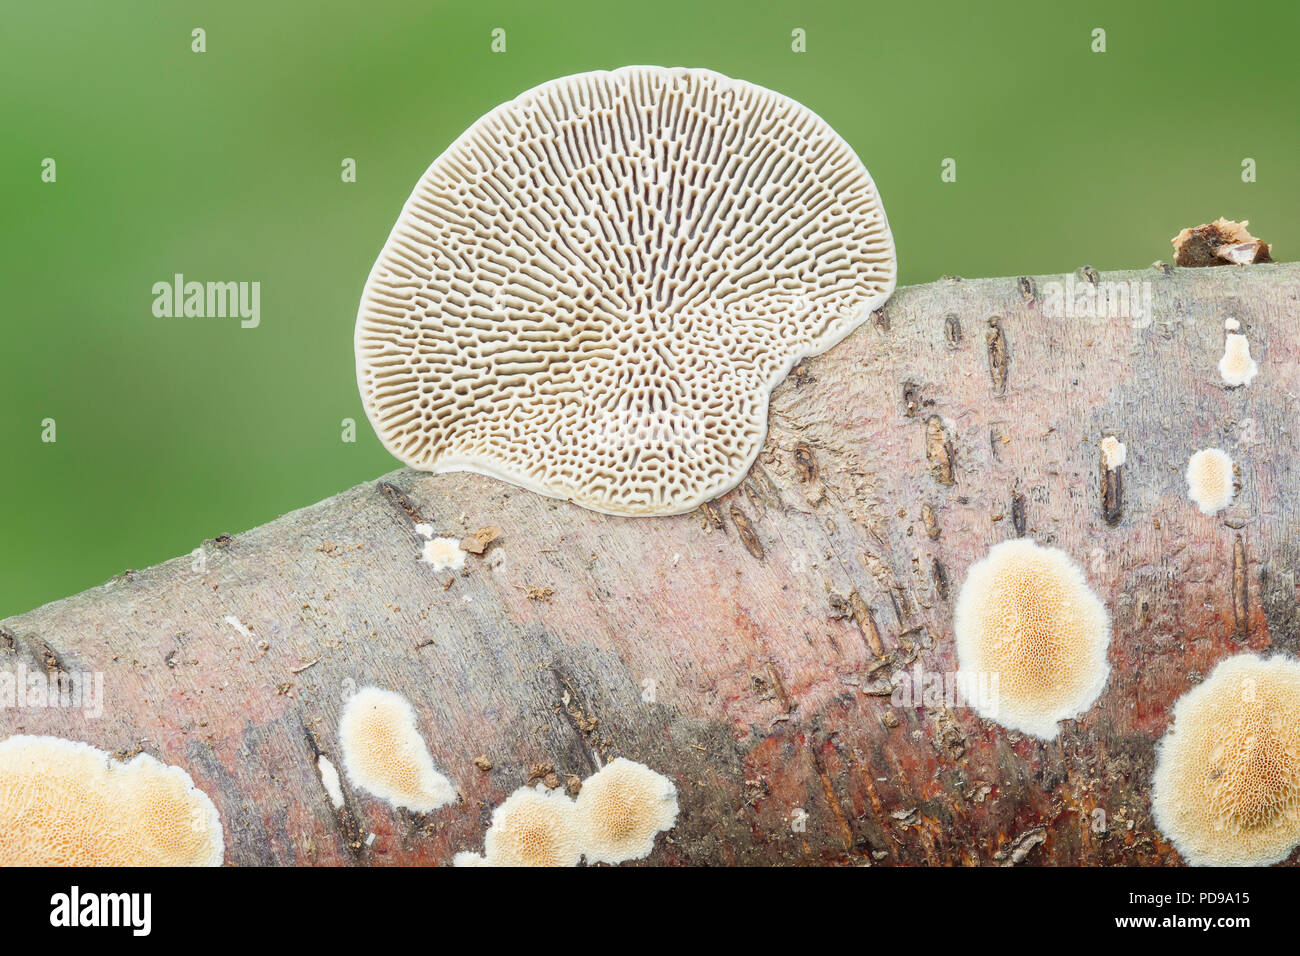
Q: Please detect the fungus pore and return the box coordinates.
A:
[953,539,1111,740]
[337,686,456,813]
[1186,448,1235,515]
[573,757,679,863]
[1152,653,1300,866]
[0,735,223,866]
[355,66,895,516]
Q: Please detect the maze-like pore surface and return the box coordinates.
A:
[1152,654,1300,866]
[355,66,895,515]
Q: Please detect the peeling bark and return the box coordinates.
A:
[2,262,1299,866]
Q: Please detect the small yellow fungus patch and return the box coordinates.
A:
[420,537,466,571]
[1152,653,1300,866]
[1099,436,1126,471]
[573,757,679,864]
[1219,333,1258,387]
[480,784,583,867]
[953,539,1111,740]
[338,687,456,813]
[1186,448,1235,515]
[0,735,223,866]
[455,758,679,866]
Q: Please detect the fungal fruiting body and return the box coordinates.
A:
[455,758,678,866]
[1152,654,1300,866]
[481,784,584,867]
[953,539,1111,740]
[337,686,456,813]
[1219,332,1258,387]
[355,66,896,516]
[420,537,465,571]
[1186,448,1235,515]
[0,735,223,866]
[1099,435,1126,470]
[573,757,679,864]
[317,755,345,809]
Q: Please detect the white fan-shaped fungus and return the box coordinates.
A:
[1152,653,1300,866]
[0,735,223,866]
[573,757,679,863]
[337,686,456,813]
[953,539,1111,740]
[1186,448,1235,515]
[355,65,896,516]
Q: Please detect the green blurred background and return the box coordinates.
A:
[2,0,1297,617]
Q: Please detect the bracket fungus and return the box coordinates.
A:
[355,65,896,516]
[1186,448,1235,515]
[337,686,457,813]
[0,735,223,866]
[953,539,1111,740]
[1152,653,1300,866]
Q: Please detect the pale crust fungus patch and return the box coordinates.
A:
[355,66,896,516]
[1099,435,1126,471]
[317,755,345,809]
[1152,654,1300,866]
[0,735,223,866]
[420,537,466,571]
[1219,331,1258,387]
[454,758,678,866]
[953,539,1111,740]
[573,757,679,863]
[1186,448,1235,515]
[480,784,584,867]
[337,686,457,814]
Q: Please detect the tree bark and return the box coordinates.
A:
[3,261,1298,866]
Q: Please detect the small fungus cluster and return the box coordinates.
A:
[455,757,678,866]
[1152,654,1300,866]
[0,735,223,866]
[953,539,1111,740]
[338,686,457,813]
